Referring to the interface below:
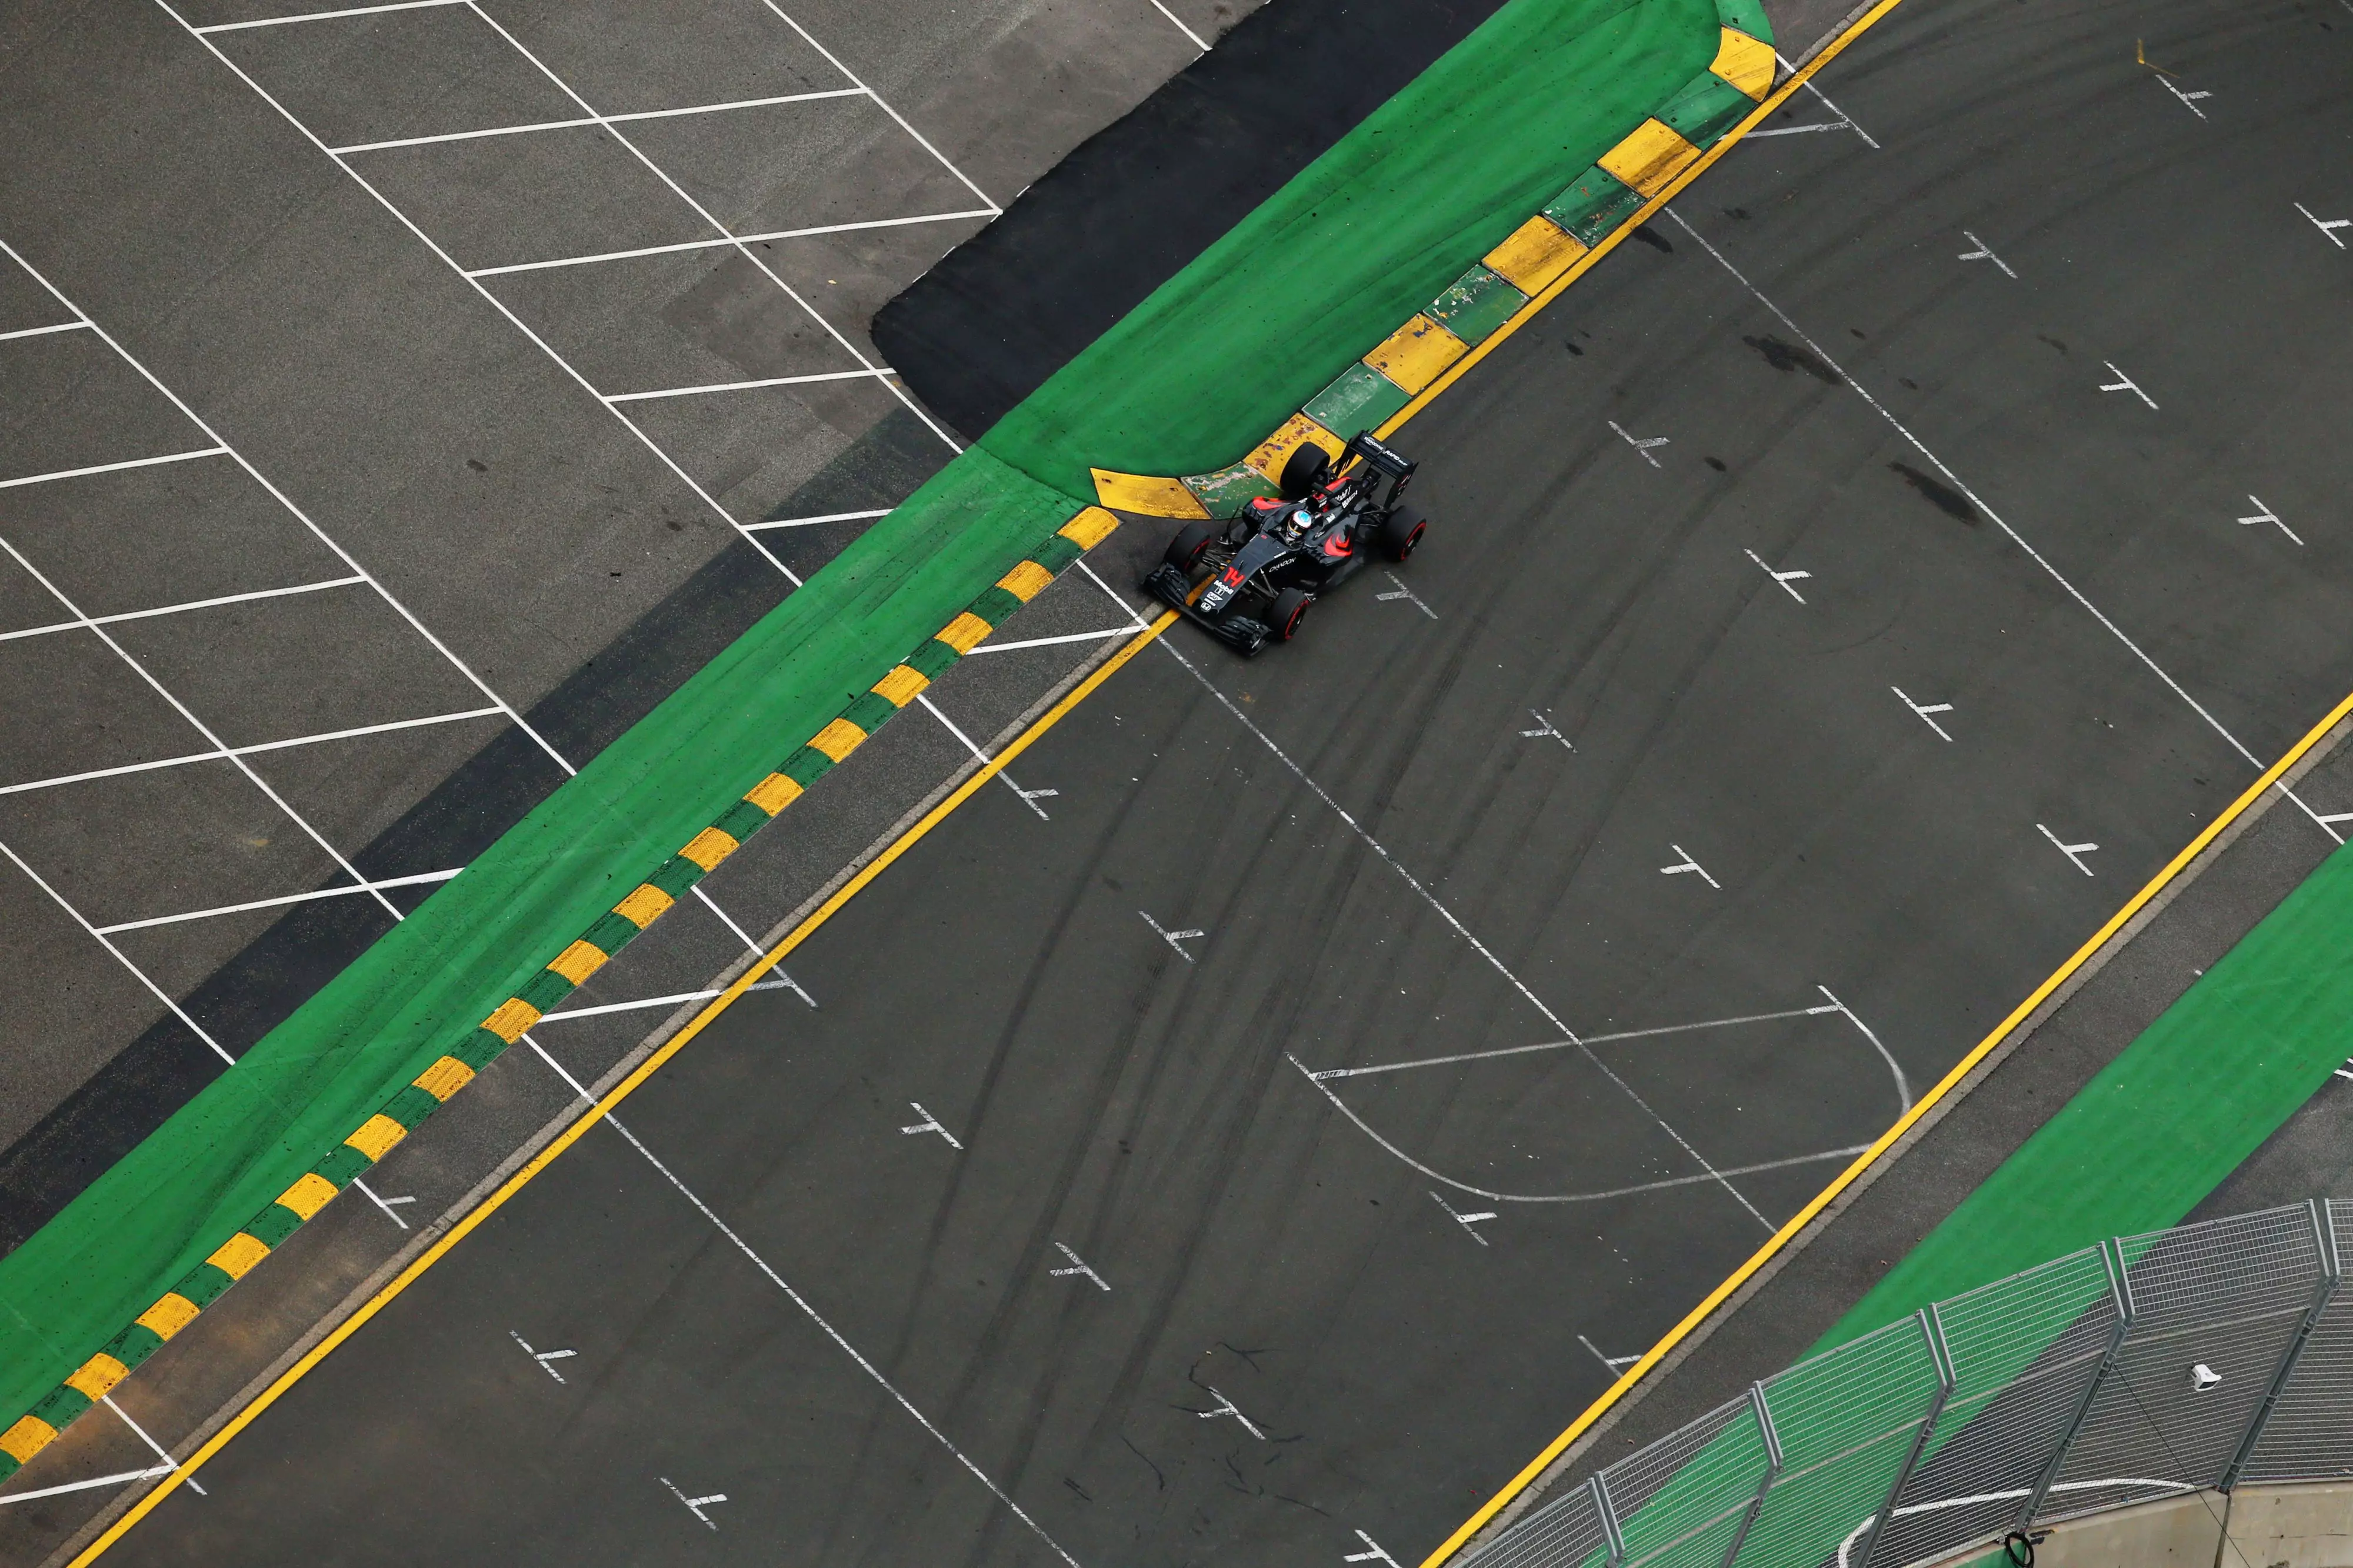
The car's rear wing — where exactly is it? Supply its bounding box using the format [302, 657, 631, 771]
[1343, 430, 1417, 506]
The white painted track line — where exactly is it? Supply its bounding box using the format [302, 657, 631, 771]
[327, 88, 866, 154]
[744, 508, 891, 532]
[0, 707, 506, 796]
[194, 0, 462, 29]
[466, 212, 995, 278]
[0, 575, 366, 644]
[605, 368, 895, 403]
[95, 868, 465, 934]
[0, 448, 227, 489]
[0, 320, 89, 342]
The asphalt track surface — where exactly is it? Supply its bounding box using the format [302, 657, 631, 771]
[0, 0, 1237, 1256]
[30, 0, 2353, 1564]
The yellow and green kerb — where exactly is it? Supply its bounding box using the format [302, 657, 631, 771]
[0, 503, 1125, 1484]
[1091, 0, 1778, 521]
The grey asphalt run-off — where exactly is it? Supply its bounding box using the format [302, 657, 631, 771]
[16, 0, 2353, 1563]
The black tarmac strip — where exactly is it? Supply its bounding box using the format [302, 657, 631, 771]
[25, 0, 2353, 1564]
[872, 0, 1514, 438]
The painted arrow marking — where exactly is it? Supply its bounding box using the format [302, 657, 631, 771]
[1374, 571, 1437, 619]
[1049, 1242, 1111, 1290]
[1744, 547, 1811, 603]
[2158, 75, 2212, 118]
[1957, 230, 2017, 278]
[661, 1477, 728, 1530]
[1609, 419, 1671, 468]
[1141, 909, 1206, 962]
[2098, 362, 2158, 409]
[2297, 202, 2351, 248]
[2038, 822, 2099, 876]
[509, 1329, 578, 1384]
[1346, 1530, 1404, 1567]
[2237, 496, 2302, 546]
[1197, 1386, 1265, 1439]
[901, 1101, 964, 1150]
[1428, 1189, 1498, 1246]
[1659, 843, 1721, 889]
[1521, 710, 1575, 750]
[1892, 686, 1957, 742]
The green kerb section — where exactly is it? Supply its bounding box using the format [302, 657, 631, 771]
[1821, 839, 2353, 1349]
[976, 0, 1718, 495]
[0, 448, 1080, 1426]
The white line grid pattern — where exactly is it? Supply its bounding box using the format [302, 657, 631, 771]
[0, 242, 793, 1063]
[161, 0, 997, 596]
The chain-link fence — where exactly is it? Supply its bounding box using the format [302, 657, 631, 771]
[1468, 1200, 2351, 1568]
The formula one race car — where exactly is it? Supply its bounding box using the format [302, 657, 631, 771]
[1141, 431, 1426, 656]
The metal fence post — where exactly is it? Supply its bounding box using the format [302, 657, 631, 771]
[2219, 1200, 2342, 1493]
[1717, 1383, 1783, 1568]
[2018, 1237, 2134, 1529]
[1855, 1307, 1957, 1568]
[1593, 1473, 1627, 1567]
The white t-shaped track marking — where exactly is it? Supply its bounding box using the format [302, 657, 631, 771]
[900, 1102, 963, 1149]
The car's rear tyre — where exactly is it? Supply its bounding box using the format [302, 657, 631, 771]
[1269, 587, 1311, 641]
[1377, 506, 1427, 561]
[1279, 443, 1331, 500]
[1164, 520, 1219, 572]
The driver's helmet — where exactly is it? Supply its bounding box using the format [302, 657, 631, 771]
[1280, 503, 1314, 542]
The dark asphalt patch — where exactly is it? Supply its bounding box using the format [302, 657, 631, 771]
[1630, 223, 1675, 253]
[871, 0, 1514, 439]
[1888, 460, 1977, 523]
[1742, 332, 1842, 383]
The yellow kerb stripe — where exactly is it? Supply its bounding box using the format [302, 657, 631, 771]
[809, 718, 866, 763]
[1484, 214, 1589, 295]
[745, 773, 802, 815]
[1090, 468, 1210, 519]
[613, 883, 674, 928]
[0, 1416, 55, 1464]
[1058, 507, 1120, 551]
[548, 939, 608, 985]
[996, 559, 1054, 602]
[413, 1055, 476, 1102]
[277, 1172, 339, 1220]
[679, 827, 738, 872]
[344, 1113, 408, 1162]
[1598, 117, 1703, 197]
[207, 1232, 272, 1280]
[1709, 25, 1775, 99]
[481, 997, 541, 1043]
[1363, 314, 1469, 396]
[936, 613, 992, 654]
[136, 1293, 200, 1342]
[871, 664, 929, 706]
[66, 1354, 128, 1403]
[1244, 412, 1345, 484]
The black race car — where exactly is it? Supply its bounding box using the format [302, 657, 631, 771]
[1142, 431, 1427, 656]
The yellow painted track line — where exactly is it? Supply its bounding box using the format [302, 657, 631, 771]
[1413, 676, 2353, 1568]
[69, 608, 1179, 1567]
[1379, 0, 1911, 447]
